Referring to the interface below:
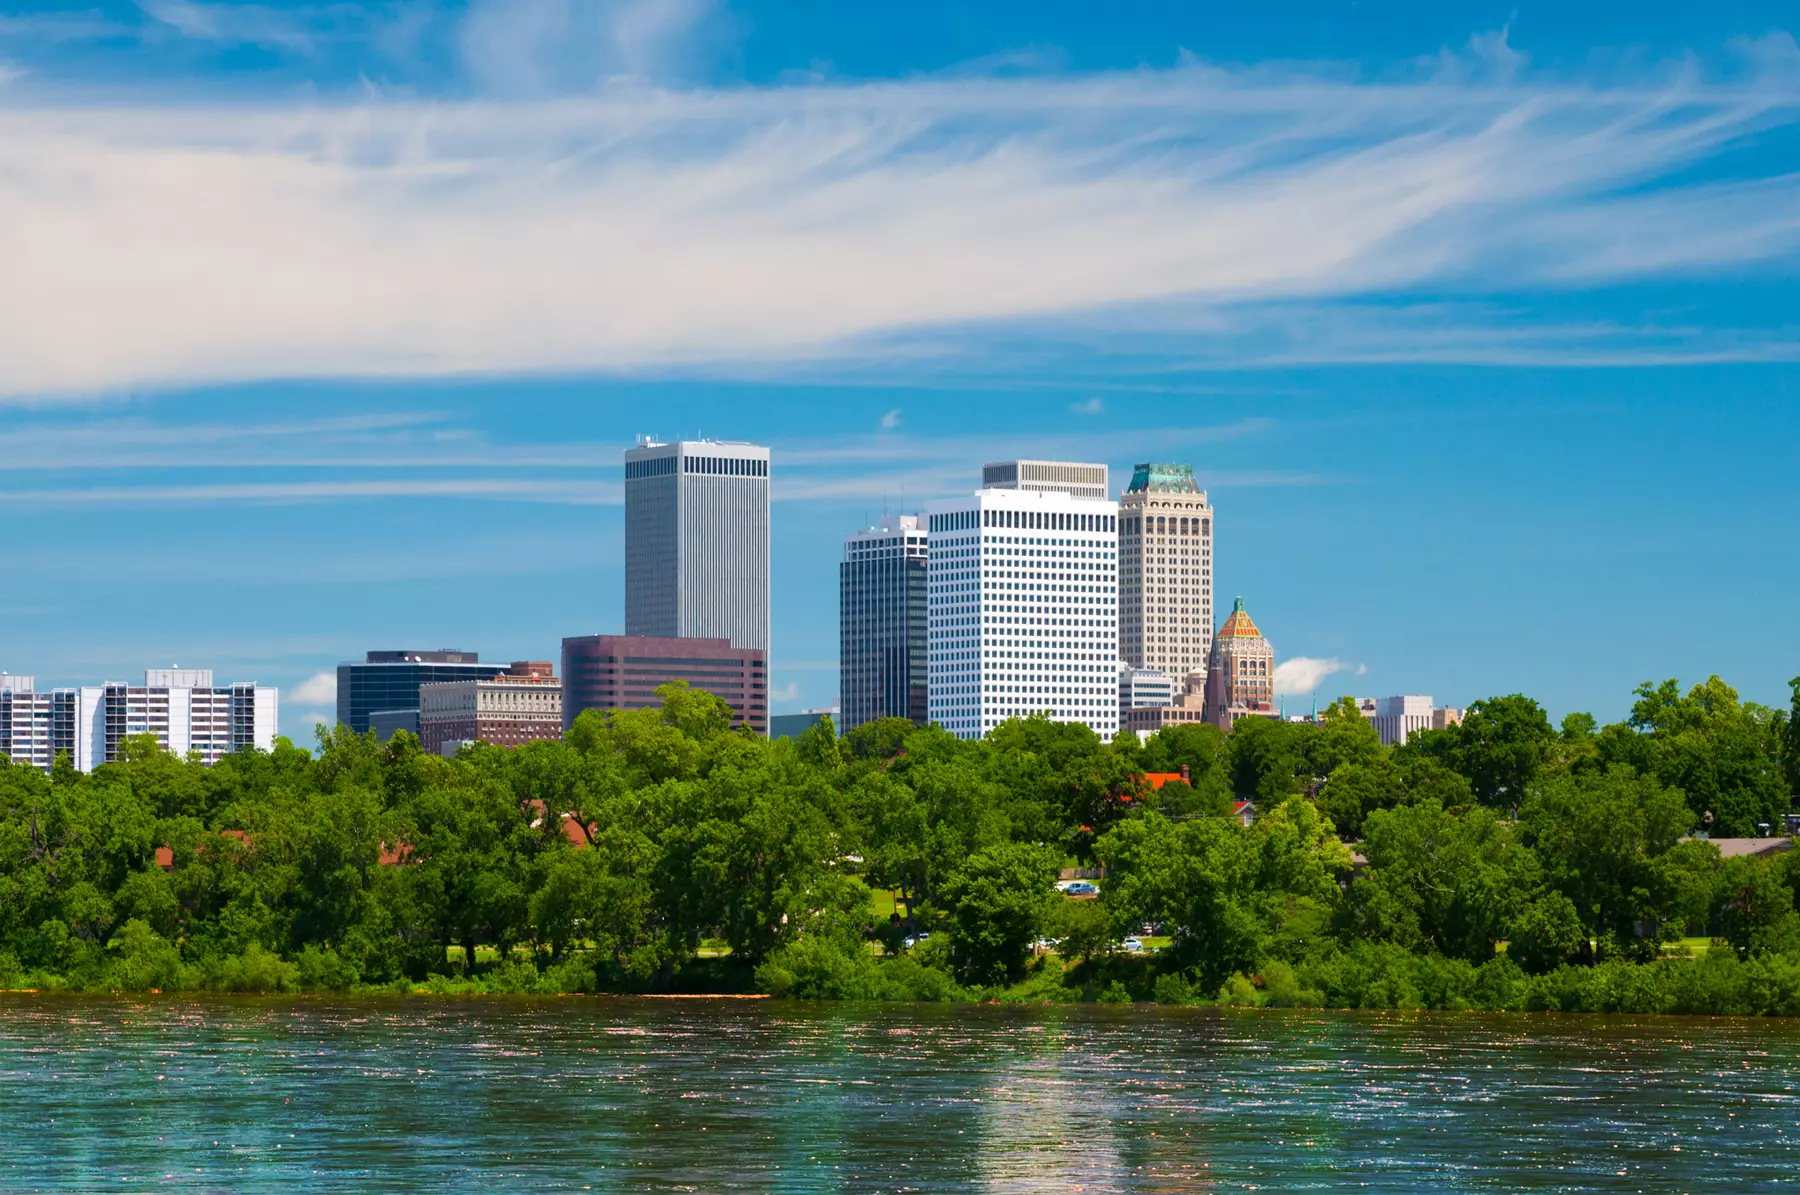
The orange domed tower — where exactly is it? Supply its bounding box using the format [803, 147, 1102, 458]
[1203, 596, 1275, 730]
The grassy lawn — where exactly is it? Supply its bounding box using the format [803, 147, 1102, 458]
[869, 887, 905, 921]
[1669, 936, 1719, 957]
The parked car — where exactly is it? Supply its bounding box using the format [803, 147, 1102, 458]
[1064, 881, 1099, 897]
[902, 932, 933, 949]
[1121, 937, 1145, 953]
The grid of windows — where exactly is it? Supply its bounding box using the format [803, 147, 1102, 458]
[1119, 463, 1214, 682]
[926, 493, 1119, 741]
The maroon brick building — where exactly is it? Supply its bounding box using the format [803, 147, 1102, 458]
[561, 635, 768, 735]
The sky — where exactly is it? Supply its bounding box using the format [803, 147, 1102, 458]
[0, 0, 1796, 737]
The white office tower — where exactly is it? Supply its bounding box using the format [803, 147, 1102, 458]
[981, 460, 1109, 500]
[840, 514, 929, 730]
[925, 476, 1119, 740]
[1118, 462, 1214, 679]
[624, 438, 771, 651]
[75, 669, 278, 771]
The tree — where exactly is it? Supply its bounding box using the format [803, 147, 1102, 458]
[1226, 717, 1311, 803]
[1782, 677, 1800, 802]
[938, 842, 1059, 985]
[1518, 765, 1701, 961]
[1446, 695, 1556, 809]
[1608, 676, 1790, 835]
[1353, 800, 1522, 962]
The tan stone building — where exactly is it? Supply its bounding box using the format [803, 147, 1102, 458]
[419, 664, 562, 756]
[1203, 597, 1275, 730]
[1118, 463, 1213, 680]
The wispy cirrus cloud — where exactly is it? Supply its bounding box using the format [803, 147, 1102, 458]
[1, 33, 1797, 399]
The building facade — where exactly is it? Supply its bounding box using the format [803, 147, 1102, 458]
[0, 675, 79, 772]
[1118, 462, 1214, 680]
[839, 513, 929, 730]
[1350, 695, 1465, 746]
[1202, 597, 1275, 731]
[1118, 666, 1176, 712]
[419, 667, 562, 756]
[624, 438, 771, 652]
[923, 474, 1119, 741]
[336, 650, 509, 735]
[562, 634, 768, 734]
[1122, 689, 1211, 737]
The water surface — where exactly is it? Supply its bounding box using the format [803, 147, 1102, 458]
[2, 995, 1796, 1191]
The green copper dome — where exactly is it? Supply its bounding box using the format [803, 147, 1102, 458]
[1126, 462, 1199, 493]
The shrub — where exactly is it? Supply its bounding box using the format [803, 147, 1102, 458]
[296, 946, 360, 993]
[107, 919, 187, 992]
[756, 937, 877, 999]
[1218, 972, 1262, 1007]
[1153, 972, 1202, 1005]
[212, 944, 299, 993]
[1259, 960, 1324, 1008]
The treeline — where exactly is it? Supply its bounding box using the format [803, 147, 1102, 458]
[2, 675, 1799, 1014]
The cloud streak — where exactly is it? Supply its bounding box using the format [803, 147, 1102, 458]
[1274, 655, 1361, 696]
[1, 35, 1797, 397]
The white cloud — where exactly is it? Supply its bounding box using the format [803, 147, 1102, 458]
[460, 0, 718, 93]
[0, 39, 1797, 399]
[288, 670, 337, 704]
[1069, 397, 1104, 415]
[879, 408, 901, 430]
[770, 681, 801, 703]
[1274, 656, 1358, 695]
[286, 710, 334, 740]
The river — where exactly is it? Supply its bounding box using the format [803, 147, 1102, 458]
[1, 995, 1795, 1190]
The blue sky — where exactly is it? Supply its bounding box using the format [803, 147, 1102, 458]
[0, 0, 1796, 735]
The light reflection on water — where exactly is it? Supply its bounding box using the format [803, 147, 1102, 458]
[2, 996, 1798, 1191]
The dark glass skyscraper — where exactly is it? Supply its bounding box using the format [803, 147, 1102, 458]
[336, 650, 507, 735]
[838, 514, 928, 730]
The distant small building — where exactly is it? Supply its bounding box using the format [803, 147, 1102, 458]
[1118, 666, 1176, 711]
[419, 662, 561, 755]
[770, 706, 838, 740]
[1694, 837, 1793, 860]
[1345, 696, 1466, 746]
[1122, 679, 1209, 736]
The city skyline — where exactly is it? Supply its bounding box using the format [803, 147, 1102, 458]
[0, 0, 1794, 736]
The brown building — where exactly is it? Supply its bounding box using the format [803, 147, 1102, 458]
[1122, 681, 1210, 736]
[1203, 596, 1275, 731]
[418, 661, 561, 755]
[561, 635, 768, 734]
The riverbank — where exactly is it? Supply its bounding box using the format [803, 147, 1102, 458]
[13, 940, 1800, 1016]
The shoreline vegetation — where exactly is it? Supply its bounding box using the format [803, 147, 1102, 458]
[5, 676, 1800, 1017]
